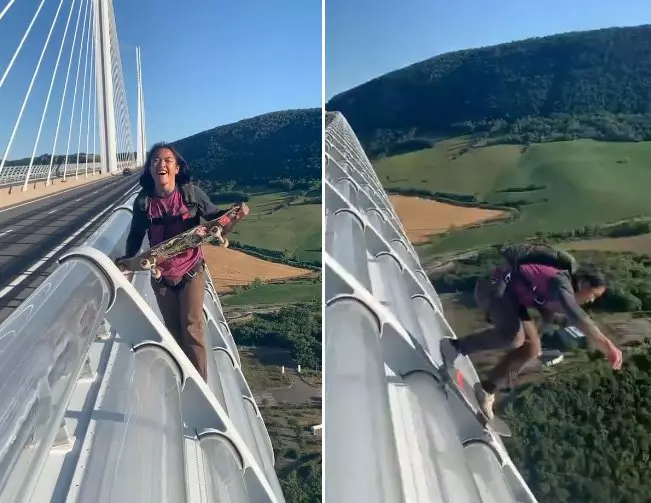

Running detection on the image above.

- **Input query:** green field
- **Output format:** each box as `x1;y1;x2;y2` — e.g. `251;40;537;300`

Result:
230;192;322;262
375;138;651;255
222;281;321;307
227;191;321;264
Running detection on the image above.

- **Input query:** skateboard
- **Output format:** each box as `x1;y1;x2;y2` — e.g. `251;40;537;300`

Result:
439;338;512;437
116;203;247;279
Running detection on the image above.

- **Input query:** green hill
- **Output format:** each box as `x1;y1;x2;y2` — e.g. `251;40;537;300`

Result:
327;25;651;158
172;108;321;186
170;109;322;268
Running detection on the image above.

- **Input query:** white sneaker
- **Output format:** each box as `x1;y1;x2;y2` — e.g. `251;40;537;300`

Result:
473;382;495;420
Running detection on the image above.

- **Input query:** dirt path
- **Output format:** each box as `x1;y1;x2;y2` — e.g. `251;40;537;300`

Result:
388;195;507;244
202;246;312;294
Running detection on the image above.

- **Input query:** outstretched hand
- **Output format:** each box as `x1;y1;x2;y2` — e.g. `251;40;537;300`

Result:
606;342;623;370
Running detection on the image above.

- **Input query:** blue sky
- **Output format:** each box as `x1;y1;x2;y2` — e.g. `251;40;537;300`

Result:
326;0;651;99
0;0;321;159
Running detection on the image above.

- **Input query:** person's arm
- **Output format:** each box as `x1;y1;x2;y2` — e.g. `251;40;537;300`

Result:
548;274;618;357
123;199;148;257
194;186;227;221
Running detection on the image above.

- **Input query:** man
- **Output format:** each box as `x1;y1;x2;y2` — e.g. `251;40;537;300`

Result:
117;142;247;381
445;244;623;419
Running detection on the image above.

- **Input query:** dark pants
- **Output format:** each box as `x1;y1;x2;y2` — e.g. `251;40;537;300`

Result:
457;277;541;391
151;267;207;381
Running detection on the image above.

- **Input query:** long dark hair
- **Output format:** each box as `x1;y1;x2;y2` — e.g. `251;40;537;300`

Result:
139;142;192;191
573;265;607;289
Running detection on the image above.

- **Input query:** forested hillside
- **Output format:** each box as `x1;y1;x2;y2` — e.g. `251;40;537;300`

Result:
172;108;321;186
326;25;651;157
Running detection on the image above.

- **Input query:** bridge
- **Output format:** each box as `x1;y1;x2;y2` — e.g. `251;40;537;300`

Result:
324;112;539;503
0;1;285;502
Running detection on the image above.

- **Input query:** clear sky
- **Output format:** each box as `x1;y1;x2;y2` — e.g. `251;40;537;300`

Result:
0;0;321;159
326;0;651;100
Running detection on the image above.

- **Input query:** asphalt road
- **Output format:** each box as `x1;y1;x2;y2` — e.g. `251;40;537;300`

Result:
0;173;141;324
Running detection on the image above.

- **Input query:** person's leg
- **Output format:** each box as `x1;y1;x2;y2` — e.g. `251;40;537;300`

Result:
151;279;183;347
484;319;541;393
454;277;523;354
178;271;208;380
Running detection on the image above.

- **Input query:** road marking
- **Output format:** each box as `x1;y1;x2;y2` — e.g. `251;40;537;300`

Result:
75;198;81;202
0;229;13;238
0;175;123;214
47;209;56;214
0;183;138;299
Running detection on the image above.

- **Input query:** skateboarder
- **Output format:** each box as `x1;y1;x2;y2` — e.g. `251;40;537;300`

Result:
445;244;623;420
116;142;247;381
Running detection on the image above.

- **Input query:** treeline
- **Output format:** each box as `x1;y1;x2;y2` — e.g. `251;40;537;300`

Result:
172;108;321;186
326;24;651;156
431;248;651;312
544;219;651;241
230;302;322;369
228;241;321;270
504;343;651;502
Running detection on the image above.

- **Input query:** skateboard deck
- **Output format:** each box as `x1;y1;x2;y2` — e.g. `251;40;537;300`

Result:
116;203;247;279
439;338;512;437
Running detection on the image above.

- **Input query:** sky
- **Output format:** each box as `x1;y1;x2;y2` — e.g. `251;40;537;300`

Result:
0;0;322;159
326;0;651;100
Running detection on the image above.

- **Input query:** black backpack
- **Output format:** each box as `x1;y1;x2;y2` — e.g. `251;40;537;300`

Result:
500;243;579;274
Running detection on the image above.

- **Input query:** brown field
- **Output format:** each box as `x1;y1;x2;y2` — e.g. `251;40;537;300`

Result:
388;195;507;244
202;246;312;294
563;233;651;254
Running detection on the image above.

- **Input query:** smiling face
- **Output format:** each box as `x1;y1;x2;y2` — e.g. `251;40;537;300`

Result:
149;147;179;194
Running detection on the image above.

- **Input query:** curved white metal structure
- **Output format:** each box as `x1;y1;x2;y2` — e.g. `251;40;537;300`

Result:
324;111;538;503
0;196;286;502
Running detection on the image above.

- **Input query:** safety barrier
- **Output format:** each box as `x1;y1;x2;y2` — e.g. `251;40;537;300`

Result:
324;111;538;503
0;195;285;502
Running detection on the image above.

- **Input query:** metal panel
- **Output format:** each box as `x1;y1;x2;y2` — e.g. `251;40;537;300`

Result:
73;344;186;503
325;112;536;503
0;259;110;502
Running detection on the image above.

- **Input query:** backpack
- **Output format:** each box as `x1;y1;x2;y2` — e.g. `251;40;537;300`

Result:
498;243;579;304
499;243;579;275
135;183;200;225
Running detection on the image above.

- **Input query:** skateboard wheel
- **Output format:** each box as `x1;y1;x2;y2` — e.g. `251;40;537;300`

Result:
209;226;221;238
221;238;229;248
140;258;152;269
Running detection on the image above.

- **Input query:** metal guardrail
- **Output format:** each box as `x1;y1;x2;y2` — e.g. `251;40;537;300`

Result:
0;195;285;502
324;111;538;503
0;161;136;188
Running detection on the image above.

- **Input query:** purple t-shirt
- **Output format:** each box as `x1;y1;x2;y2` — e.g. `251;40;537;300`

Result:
147;189;202;282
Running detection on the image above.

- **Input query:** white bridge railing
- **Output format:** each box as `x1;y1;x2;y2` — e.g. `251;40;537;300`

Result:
0;161;136;188
0;195;285;503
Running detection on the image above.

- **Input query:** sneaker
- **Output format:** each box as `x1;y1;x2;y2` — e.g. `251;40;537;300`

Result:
473;382;495;420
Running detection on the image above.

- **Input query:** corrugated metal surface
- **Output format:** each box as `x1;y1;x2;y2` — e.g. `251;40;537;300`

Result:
324;111;538;503
0;196;284;502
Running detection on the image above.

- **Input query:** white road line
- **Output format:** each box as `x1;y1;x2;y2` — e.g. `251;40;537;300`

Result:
0;183;138;299
0;229;13;238
74;198;81;202
47;209;56;214
0;175;123;214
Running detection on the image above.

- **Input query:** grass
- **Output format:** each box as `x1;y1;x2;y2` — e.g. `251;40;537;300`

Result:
227;190;321;264
222;280;321;307
375;138;651;256
239;349;293;390
562;233;651;254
